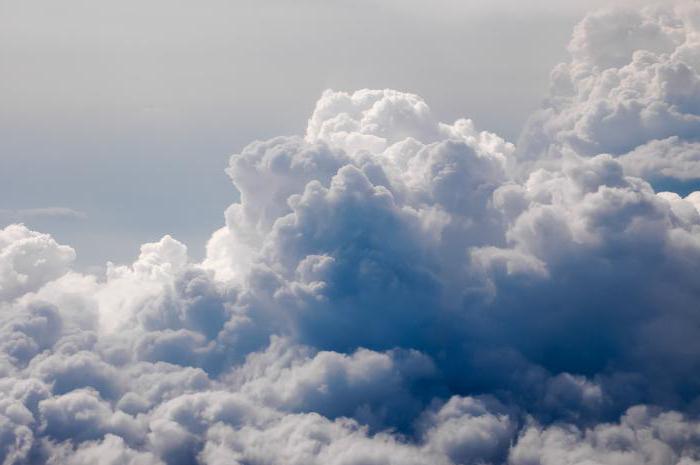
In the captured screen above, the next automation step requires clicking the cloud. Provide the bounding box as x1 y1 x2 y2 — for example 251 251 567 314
509 405 700 465
0 208 87 224
518 3 700 184
226 336 436 430
4 4 700 464
618 137 700 181
50 434 164 465
0 224 76 302
197 394 516 465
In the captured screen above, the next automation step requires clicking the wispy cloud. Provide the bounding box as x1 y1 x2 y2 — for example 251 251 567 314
0 207 87 223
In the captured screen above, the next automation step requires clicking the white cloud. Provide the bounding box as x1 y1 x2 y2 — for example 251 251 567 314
0 224 75 302
510 406 700 465
519 3 700 183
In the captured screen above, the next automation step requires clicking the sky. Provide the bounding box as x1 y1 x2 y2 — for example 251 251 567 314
0 0 647 268
6 1 700 465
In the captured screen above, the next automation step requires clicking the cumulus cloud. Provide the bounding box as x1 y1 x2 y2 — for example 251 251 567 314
618 137 700 181
4 4 700 464
519 3 700 184
510 406 700 465
0 224 75 302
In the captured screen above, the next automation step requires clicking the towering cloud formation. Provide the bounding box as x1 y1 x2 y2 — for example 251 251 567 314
4 4 700 464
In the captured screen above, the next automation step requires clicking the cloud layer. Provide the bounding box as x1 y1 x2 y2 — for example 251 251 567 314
4 3 700 464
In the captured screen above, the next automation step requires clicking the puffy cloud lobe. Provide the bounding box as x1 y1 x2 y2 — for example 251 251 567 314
5 6 700 463
618 137 700 181
51 434 164 465
509 406 700 465
227 336 435 429
306 89 444 153
0 224 75 302
206 90 512 286
471 154 700 402
199 414 438 465
0 303 62 367
38 389 144 444
0 399 33 465
419 396 515 465
198 396 516 465
519 4 700 183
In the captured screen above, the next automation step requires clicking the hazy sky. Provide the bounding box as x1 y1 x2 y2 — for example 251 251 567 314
0 0 648 267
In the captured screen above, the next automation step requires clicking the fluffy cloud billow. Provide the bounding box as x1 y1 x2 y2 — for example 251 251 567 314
519 3 700 184
5 4 700 464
